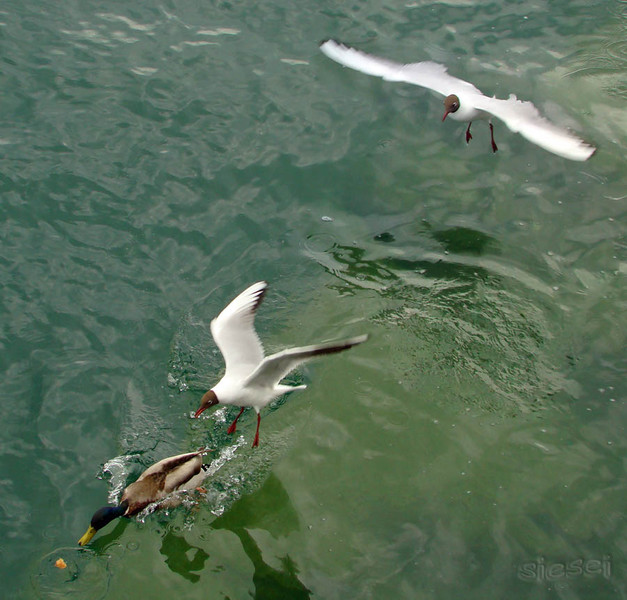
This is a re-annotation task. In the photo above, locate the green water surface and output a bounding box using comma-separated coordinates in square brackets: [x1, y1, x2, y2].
[1, 0, 625, 598]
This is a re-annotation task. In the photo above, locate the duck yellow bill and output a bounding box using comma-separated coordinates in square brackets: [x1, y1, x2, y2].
[78, 526, 97, 546]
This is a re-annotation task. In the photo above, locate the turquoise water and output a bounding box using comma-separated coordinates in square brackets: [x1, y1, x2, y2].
[1, 0, 625, 598]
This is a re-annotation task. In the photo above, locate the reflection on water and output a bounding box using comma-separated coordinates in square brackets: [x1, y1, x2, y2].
[230, 530, 311, 600]
[86, 519, 129, 550]
[431, 226, 497, 256]
[160, 530, 209, 583]
[1, 0, 623, 597]
[307, 228, 570, 415]
[212, 473, 311, 599]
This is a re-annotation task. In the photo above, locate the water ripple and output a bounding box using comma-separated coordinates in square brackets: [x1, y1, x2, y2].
[32, 548, 110, 599]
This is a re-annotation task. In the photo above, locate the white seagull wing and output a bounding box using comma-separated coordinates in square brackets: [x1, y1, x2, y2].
[245, 334, 368, 388]
[473, 94, 596, 161]
[320, 39, 482, 98]
[210, 281, 267, 381]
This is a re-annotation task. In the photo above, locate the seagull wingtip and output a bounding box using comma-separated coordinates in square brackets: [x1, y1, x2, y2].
[319, 39, 351, 57]
[567, 142, 596, 161]
[252, 281, 268, 302]
[319, 39, 342, 57]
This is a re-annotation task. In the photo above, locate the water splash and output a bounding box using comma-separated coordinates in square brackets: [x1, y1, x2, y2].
[100, 455, 135, 504]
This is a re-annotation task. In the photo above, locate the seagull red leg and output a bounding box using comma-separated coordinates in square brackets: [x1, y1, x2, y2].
[465, 122, 473, 143]
[227, 407, 245, 434]
[489, 122, 498, 153]
[252, 413, 261, 448]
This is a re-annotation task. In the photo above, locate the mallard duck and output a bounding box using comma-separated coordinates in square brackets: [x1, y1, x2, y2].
[78, 449, 210, 546]
[193, 281, 368, 447]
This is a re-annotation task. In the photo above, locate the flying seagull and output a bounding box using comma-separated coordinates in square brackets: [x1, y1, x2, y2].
[319, 39, 595, 161]
[194, 281, 368, 447]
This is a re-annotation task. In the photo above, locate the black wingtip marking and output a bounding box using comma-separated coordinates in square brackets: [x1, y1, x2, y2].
[253, 283, 267, 313]
[310, 335, 369, 357]
[314, 345, 348, 357]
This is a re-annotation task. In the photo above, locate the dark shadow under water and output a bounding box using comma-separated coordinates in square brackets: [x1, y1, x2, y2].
[211, 473, 311, 599]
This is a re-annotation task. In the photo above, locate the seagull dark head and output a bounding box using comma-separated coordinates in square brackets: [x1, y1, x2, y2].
[194, 389, 219, 418]
[77, 500, 129, 546]
[442, 94, 460, 121]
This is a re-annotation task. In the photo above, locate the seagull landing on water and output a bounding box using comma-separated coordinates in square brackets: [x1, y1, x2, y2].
[319, 39, 595, 161]
[193, 281, 368, 447]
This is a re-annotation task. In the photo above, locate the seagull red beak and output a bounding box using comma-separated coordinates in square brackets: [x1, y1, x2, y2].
[442, 109, 451, 122]
[194, 390, 218, 418]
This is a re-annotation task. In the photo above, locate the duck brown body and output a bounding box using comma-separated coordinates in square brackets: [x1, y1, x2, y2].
[78, 450, 208, 545]
[120, 451, 205, 514]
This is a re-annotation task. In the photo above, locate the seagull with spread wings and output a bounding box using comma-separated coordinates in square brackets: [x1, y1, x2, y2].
[320, 39, 595, 161]
[193, 282, 368, 447]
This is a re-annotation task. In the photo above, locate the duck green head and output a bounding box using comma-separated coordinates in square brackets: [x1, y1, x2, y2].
[78, 500, 129, 546]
